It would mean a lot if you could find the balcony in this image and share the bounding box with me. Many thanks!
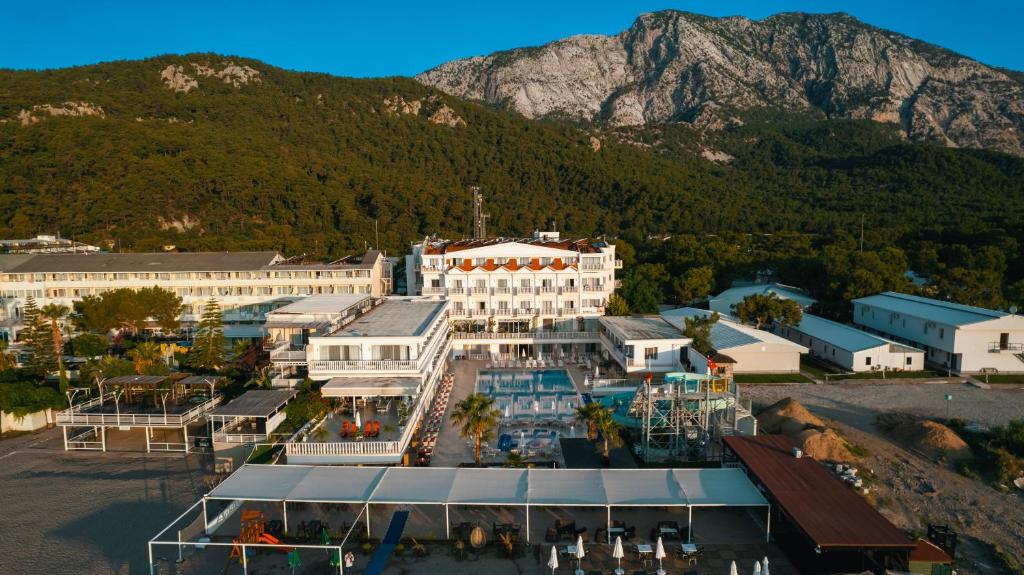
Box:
[422,287,446,295]
[448,287,465,295]
[451,331,600,341]
[538,286,559,294]
[494,308,515,317]
[580,263,603,271]
[269,346,307,364]
[493,287,513,295]
[57,393,222,428]
[988,341,1024,352]
[582,285,605,292]
[309,359,417,371]
[470,287,489,295]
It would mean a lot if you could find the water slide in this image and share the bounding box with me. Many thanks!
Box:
[363,510,410,575]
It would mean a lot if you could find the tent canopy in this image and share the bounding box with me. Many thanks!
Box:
[207,465,768,508]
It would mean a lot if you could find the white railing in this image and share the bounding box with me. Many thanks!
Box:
[285,439,401,457]
[580,264,603,271]
[213,432,268,444]
[422,287,445,295]
[309,359,417,371]
[271,377,302,388]
[269,347,306,362]
[57,394,222,427]
[494,309,514,316]
[451,331,599,340]
[471,287,489,295]
[539,286,559,294]
[449,287,465,295]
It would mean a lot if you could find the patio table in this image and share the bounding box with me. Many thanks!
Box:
[636,544,653,567]
[681,543,698,554]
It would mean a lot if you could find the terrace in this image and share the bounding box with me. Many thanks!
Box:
[57,374,223,452]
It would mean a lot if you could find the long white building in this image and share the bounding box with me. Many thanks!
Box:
[852,292,1024,374]
[406,232,620,360]
[0,250,392,340]
[660,308,807,374]
[778,313,924,372]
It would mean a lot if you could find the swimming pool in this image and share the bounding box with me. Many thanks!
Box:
[476,370,579,422]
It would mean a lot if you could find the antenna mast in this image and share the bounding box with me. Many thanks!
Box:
[472,187,489,239]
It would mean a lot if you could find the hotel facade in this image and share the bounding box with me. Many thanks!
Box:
[405,232,620,360]
[0,250,392,340]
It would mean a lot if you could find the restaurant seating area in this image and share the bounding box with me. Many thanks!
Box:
[413,372,455,466]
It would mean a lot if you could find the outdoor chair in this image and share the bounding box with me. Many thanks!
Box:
[595,526,607,544]
[622,526,636,541]
[545,527,559,543]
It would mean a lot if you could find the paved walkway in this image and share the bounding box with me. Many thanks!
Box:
[429,360,483,467]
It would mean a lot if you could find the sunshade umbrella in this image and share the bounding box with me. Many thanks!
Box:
[612,536,625,574]
[548,545,559,574]
[762,557,770,575]
[729,560,739,575]
[575,535,586,573]
[753,560,762,575]
[320,528,331,546]
[287,549,301,574]
[655,537,667,575]
[354,410,362,430]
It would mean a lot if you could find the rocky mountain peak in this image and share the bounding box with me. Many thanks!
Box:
[417,10,1024,156]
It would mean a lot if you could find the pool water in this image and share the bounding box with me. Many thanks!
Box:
[476,370,579,422]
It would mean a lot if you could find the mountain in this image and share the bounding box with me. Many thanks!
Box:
[0,55,1022,257]
[417,11,1024,157]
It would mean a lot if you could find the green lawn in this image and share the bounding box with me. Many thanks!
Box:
[799,356,844,378]
[734,373,812,384]
[828,369,938,380]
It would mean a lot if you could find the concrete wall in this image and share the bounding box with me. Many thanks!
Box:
[0,408,54,433]
[727,349,802,373]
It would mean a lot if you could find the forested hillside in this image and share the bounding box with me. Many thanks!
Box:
[1,55,1023,313]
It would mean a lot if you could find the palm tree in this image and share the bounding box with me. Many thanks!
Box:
[127,341,163,374]
[593,407,623,461]
[39,304,69,389]
[575,402,604,440]
[450,393,501,466]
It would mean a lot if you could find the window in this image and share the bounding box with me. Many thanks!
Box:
[906,357,913,366]
[644,347,658,360]
[939,328,944,339]
[865,357,872,366]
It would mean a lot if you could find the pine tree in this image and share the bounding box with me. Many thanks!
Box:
[22,296,56,380]
[187,299,226,373]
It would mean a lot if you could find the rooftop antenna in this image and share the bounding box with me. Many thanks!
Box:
[471,186,489,239]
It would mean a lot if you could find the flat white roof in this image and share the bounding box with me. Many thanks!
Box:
[321,377,421,397]
[331,298,446,338]
[600,316,684,341]
[207,465,768,508]
[853,291,1007,327]
[269,295,370,315]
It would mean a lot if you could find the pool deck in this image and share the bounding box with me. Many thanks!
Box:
[430,361,592,467]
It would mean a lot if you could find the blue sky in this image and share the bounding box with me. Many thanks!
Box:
[4,1,1022,76]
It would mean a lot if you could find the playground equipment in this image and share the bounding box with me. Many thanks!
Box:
[627,372,752,462]
[229,510,293,565]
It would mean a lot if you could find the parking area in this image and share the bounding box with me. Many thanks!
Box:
[0,428,208,575]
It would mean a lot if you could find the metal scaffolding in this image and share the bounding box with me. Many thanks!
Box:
[627,374,748,463]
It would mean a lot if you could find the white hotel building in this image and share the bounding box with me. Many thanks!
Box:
[0,250,392,340]
[405,232,620,359]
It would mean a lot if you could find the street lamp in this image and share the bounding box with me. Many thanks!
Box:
[112,388,125,420]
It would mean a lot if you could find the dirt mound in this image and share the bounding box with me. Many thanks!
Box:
[795,428,860,463]
[876,412,971,463]
[757,397,825,434]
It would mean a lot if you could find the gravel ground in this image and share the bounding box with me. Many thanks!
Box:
[741,381,1024,574]
[0,428,207,575]
[741,380,1024,430]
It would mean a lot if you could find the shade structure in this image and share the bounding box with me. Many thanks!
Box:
[206,465,769,509]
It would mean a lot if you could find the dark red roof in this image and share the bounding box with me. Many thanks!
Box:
[910,540,952,563]
[724,435,914,550]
